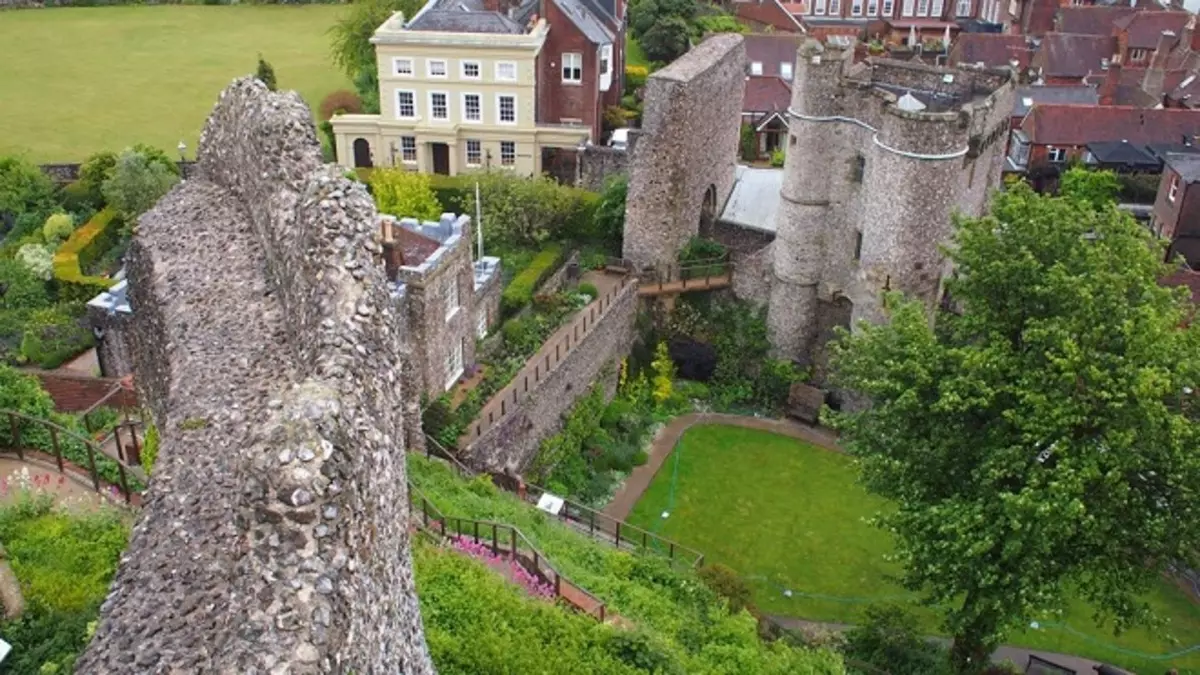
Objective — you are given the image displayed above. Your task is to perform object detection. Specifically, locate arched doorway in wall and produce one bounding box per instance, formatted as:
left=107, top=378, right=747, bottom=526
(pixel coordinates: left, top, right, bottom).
left=352, top=138, right=373, bottom=168
left=698, top=184, right=718, bottom=237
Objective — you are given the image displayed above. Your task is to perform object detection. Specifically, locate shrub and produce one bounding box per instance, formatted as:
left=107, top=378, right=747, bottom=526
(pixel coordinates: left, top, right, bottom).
left=605, top=630, right=684, bottom=674
left=0, top=156, right=56, bottom=221
left=255, top=54, right=278, bottom=91
left=592, top=174, right=627, bottom=251
left=52, top=208, right=121, bottom=303
left=420, top=396, right=455, bottom=444
left=318, top=89, right=365, bottom=121
left=641, top=16, right=691, bottom=64
left=0, top=364, right=55, bottom=426
left=0, top=258, right=51, bottom=311
left=740, top=124, right=757, bottom=161
left=770, top=147, right=786, bottom=167
left=625, top=64, right=649, bottom=93
left=42, top=213, right=75, bottom=243
left=141, top=423, right=159, bottom=475
left=500, top=244, right=564, bottom=316
left=19, top=305, right=95, bottom=369
left=698, top=563, right=756, bottom=615
left=101, top=149, right=180, bottom=221
left=842, top=604, right=952, bottom=675
left=577, top=282, right=599, bottom=300
left=693, top=13, right=747, bottom=35
left=16, top=243, right=54, bottom=281
left=370, top=169, right=442, bottom=221
left=678, top=236, right=726, bottom=264
left=466, top=172, right=596, bottom=249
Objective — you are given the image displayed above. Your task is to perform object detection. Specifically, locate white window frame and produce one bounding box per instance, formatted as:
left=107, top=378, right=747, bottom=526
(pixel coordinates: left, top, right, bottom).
left=917, top=0, right=928, bottom=16
left=955, top=0, right=969, bottom=15
left=780, top=62, right=794, bottom=80
left=465, top=139, right=482, bottom=167
left=751, top=61, right=764, bottom=75
left=444, top=338, right=464, bottom=390
left=462, top=93, right=482, bottom=123
left=1169, top=174, right=1180, bottom=202
left=600, top=44, right=612, bottom=76
left=1129, top=48, right=1148, bottom=62
left=902, top=0, right=913, bottom=16
left=1047, top=146, right=1067, bottom=163
left=562, top=52, right=583, bottom=83
left=931, top=0, right=943, bottom=15
left=882, top=0, right=894, bottom=13
left=395, top=89, right=417, bottom=119
left=429, top=91, right=449, bottom=121
left=476, top=310, right=488, bottom=339
left=400, top=136, right=417, bottom=164
left=393, top=57, right=414, bottom=77
left=829, top=0, right=841, bottom=13
left=500, top=141, right=516, bottom=166
left=496, top=61, right=518, bottom=81
left=461, top=60, right=481, bottom=80
left=852, top=0, right=863, bottom=15
left=868, top=0, right=878, bottom=13
left=445, top=276, right=460, bottom=321
left=427, top=58, right=448, bottom=78
left=496, top=94, right=517, bottom=125
left=814, top=0, right=826, bottom=15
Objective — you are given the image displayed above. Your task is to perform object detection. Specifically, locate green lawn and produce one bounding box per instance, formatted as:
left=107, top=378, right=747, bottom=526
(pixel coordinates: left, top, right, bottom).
left=627, top=423, right=1200, bottom=674
left=625, top=33, right=649, bottom=69
left=0, top=5, right=349, bottom=163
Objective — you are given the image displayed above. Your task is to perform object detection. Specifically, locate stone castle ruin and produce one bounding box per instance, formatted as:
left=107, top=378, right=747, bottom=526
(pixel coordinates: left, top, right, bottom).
left=77, top=79, right=434, bottom=674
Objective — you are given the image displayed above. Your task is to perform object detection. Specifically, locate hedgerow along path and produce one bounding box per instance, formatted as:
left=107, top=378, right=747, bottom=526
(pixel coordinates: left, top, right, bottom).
left=617, top=415, right=1200, bottom=674
left=0, top=5, right=349, bottom=163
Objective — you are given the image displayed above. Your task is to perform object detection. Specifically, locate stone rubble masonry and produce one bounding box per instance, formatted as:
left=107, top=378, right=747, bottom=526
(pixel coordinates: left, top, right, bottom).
left=578, top=145, right=630, bottom=192
left=76, top=78, right=435, bottom=675
left=767, top=39, right=1015, bottom=375
left=622, top=34, right=746, bottom=271
left=463, top=277, right=638, bottom=473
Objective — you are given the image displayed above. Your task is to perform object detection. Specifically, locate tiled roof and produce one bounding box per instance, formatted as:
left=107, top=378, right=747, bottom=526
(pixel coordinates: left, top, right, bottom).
left=392, top=224, right=443, bottom=266
left=948, top=34, right=1030, bottom=68
left=1087, top=66, right=1190, bottom=105
left=1168, top=71, right=1200, bottom=105
left=744, top=33, right=803, bottom=77
left=743, top=75, right=792, bottom=112
left=1166, top=152, right=1200, bottom=183
left=1022, top=104, right=1200, bottom=146
left=1055, top=6, right=1136, bottom=36
left=1011, top=84, right=1099, bottom=116
left=1032, top=33, right=1116, bottom=78
left=554, top=0, right=613, bottom=44
left=1112, top=10, right=1191, bottom=49
left=1022, top=0, right=1059, bottom=37
left=407, top=8, right=526, bottom=33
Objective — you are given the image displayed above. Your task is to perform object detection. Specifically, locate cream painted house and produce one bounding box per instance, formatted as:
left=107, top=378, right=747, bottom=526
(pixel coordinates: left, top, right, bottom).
left=332, top=0, right=591, bottom=176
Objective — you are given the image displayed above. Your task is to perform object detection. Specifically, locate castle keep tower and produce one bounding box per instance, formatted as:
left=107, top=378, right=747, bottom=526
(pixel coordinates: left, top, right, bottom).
left=769, top=38, right=1015, bottom=373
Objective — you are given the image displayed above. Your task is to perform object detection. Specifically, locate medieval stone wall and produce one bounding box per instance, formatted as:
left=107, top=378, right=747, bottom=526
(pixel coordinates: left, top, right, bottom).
left=622, top=34, right=746, bottom=271
left=77, top=78, right=434, bottom=675
left=463, top=277, right=637, bottom=473
left=578, top=145, right=629, bottom=192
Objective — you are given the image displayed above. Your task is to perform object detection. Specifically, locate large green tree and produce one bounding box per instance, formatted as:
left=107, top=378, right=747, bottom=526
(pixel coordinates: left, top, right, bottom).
left=828, top=170, right=1200, bottom=674
left=329, top=0, right=423, bottom=114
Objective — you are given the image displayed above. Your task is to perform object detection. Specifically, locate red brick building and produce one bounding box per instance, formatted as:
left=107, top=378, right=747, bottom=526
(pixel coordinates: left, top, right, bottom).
left=1112, top=10, right=1191, bottom=65
left=733, top=0, right=807, bottom=31
left=1154, top=153, right=1200, bottom=264
left=1007, top=104, right=1200, bottom=172
left=948, top=32, right=1031, bottom=67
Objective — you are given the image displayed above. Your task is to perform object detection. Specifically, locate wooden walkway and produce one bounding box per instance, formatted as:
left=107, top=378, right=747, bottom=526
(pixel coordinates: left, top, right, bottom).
left=637, top=273, right=731, bottom=297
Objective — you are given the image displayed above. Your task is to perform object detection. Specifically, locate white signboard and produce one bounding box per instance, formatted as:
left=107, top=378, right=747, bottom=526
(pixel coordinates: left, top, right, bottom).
left=0, top=637, right=11, bottom=662
left=536, top=492, right=565, bottom=516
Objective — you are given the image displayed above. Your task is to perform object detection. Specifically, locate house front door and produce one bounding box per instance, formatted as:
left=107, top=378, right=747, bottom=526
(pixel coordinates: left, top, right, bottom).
left=431, top=143, right=450, bottom=175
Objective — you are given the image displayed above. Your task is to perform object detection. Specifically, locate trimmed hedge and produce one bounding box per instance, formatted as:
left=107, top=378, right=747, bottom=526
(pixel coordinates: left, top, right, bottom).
left=501, top=244, right=565, bottom=317
left=52, top=208, right=121, bottom=302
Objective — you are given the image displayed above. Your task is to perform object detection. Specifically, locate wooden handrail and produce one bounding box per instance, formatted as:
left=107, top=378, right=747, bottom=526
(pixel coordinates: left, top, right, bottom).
left=0, top=409, right=141, bottom=503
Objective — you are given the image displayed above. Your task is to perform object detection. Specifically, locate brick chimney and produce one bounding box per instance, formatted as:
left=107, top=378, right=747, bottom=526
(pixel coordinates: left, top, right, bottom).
left=1177, top=14, right=1199, bottom=56
left=1142, top=30, right=1177, bottom=100
left=1100, top=53, right=1123, bottom=105
left=379, top=219, right=404, bottom=280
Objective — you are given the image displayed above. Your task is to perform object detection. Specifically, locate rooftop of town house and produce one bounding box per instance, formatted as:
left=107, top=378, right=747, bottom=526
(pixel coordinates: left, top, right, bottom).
left=1084, top=139, right=1162, bottom=168
left=371, top=3, right=549, bottom=44
left=381, top=212, right=469, bottom=275
left=743, top=76, right=792, bottom=113
left=1018, top=103, right=1200, bottom=146
left=406, top=0, right=529, bottom=34
left=1032, top=32, right=1116, bottom=78
left=949, top=33, right=1031, bottom=69
left=1113, top=10, right=1192, bottom=49
left=743, top=33, right=803, bottom=77
left=1012, top=84, right=1099, bottom=116
left=87, top=269, right=130, bottom=315
left=1054, top=5, right=1139, bottom=36
left=1165, top=151, right=1200, bottom=183
left=1085, top=65, right=1192, bottom=106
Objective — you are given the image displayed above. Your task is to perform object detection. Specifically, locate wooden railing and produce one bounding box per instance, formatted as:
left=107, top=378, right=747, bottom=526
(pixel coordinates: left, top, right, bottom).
left=80, top=385, right=145, bottom=468
left=0, top=409, right=142, bottom=504
left=420, top=434, right=705, bottom=569
left=408, top=483, right=608, bottom=622
left=638, top=254, right=734, bottom=295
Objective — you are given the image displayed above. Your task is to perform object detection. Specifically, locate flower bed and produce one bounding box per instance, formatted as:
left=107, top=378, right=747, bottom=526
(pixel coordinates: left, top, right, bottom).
left=449, top=534, right=556, bottom=600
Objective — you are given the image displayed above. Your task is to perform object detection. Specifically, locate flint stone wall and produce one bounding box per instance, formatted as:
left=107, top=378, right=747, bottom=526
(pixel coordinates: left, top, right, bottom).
left=622, top=34, right=746, bottom=271
left=77, top=78, right=434, bottom=675
left=463, top=278, right=637, bottom=472
left=578, top=145, right=630, bottom=192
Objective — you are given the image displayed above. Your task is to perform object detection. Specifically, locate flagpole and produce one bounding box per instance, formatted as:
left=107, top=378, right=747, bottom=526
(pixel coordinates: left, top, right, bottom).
left=475, top=181, right=483, bottom=261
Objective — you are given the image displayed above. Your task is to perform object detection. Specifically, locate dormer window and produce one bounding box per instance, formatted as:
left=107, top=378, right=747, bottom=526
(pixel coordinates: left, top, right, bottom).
left=751, top=61, right=763, bottom=75
left=781, top=62, right=793, bottom=80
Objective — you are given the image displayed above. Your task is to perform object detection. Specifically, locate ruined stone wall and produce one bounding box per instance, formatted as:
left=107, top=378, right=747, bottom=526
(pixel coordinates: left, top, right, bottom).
left=622, top=34, right=746, bottom=271
left=78, top=78, right=434, bottom=675
left=578, top=145, right=629, bottom=192
left=463, top=278, right=637, bottom=473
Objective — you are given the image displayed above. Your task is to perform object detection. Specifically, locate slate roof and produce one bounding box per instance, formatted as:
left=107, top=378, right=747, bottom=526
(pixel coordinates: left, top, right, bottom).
left=743, top=76, right=792, bottom=113
left=407, top=0, right=528, bottom=34
left=391, top=223, right=443, bottom=266
left=948, top=33, right=1031, bottom=68
left=1112, top=10, right=1191, bottom=49
left=1011, top=84, right=1099, bottom=116
left=1022, top=104, right=1200, bottom=146
left=578, top=0, right=617, bottom=25
left=1145, top=142, right=1200, bottom=162
left=1022, top=0, right=1060, bottom=37
left=1085, top=140, right=1161, bottom=166
left=555, top=0, right=614, bottom=44
left=744, top=33, right=803, bottom=78
left=1166, top=152, right=1200, bottom=183
left=1032, top=33, right=1116, bottom=78
left=1055, top=6, right=1136, bottom=36
left=1170, top=71, right=1200, bottom=106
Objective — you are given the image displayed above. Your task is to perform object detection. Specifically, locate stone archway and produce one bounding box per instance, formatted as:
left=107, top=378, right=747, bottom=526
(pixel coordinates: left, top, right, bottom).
left=352, top=138, right=373, bottom=168
left=698, top=183, right=718, bottom=238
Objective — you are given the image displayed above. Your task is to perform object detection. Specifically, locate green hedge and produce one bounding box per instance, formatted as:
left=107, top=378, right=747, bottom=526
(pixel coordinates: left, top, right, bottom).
left=500, top=244, right=565, bottom=317
left=19, top=304, right=95, bottom=369
left=51, top=208, right=121, bottom=303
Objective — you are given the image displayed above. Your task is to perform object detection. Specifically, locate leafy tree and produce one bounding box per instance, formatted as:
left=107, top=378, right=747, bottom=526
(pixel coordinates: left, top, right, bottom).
left=692, top=13, right=747, bottom=37
left=369, top=169, right=443, bottom=221
left=130, top=143, right=181, bottom=177
left=640, top=16, right=692, bottom=64
left=330, top=0, right=423, bottom=113
left=16, top=244, right=54, bottom=281
left=101, top=149, right=180, bottom=222
left=466, top=171, right=575, bottom=248
left=843, top=605, right=952, bottom=675
left=42, top=213, right=74, bottom=243
left=0, top=258, right=51, bottom=311
left=255, top=54, right=278, bottom=91
left=318, top=89, right=364, bottom=121
left=592, top=173, right=627, bottom=250
left=828, top=170, right=1200, bottom=674
left=0, top=157, right=55, bottom=225
left=629, top=0, right=696, bottom=38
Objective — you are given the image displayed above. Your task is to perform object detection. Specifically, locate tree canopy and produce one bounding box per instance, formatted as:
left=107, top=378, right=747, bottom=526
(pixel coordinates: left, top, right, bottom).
left=329, top=0, right=423, bottom=114
left=101, top=149, right=180, bottom=222
left=828, top=169, right=1200, bottom=673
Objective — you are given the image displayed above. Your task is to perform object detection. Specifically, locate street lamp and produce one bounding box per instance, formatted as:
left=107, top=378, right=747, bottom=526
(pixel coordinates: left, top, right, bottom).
left=177, top=141, right=187, bottom=162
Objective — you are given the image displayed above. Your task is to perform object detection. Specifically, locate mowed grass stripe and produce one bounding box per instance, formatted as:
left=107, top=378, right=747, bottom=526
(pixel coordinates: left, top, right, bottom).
left=0, top=6, right=348, bottom=163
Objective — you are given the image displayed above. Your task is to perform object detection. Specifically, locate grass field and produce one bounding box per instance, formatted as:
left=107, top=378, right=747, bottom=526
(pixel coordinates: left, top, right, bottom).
left=626, top=424, right=1200, bottom=674
left=0, top=6, right=349, bottom=163
left=625, top=33, right=649, bottom=69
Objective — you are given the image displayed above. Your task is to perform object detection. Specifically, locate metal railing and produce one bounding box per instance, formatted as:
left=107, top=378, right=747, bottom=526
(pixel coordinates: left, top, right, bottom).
left=0, top=409, right=141, bottom=503
left=419, top=434, right=705, bottom=569
left=409, top=483, right=608, bottom=622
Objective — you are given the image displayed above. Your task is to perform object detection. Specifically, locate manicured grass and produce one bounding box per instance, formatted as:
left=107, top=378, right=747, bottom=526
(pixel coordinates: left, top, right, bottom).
left=0, top=6, right=349, bottom=163
left=626, top=423, right=1200, bottom=674
left=625, top=33, right=649, bottom=69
